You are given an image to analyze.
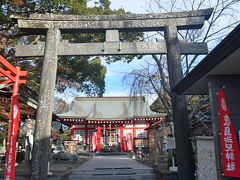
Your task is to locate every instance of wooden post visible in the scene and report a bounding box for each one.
[133,123,136,138]
[164,25,194,179]
[30,28,60,180]
[85,121,88,145]
[109,123,112,146]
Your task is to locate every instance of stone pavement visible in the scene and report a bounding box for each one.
[0,155,89,180]
[69,155,156,180]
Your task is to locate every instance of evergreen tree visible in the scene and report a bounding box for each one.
[0,0,143,96]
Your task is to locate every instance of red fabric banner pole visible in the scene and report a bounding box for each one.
[218,88,240,178]
[0,56,26,180]
[5,67,21,180]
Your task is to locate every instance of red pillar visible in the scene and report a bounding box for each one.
[120,126,123,152]
[85,121,88,145]
[5,66,21,180]
[97,125,101,152]
[146,123,149,138]
[133,123,136,138]
[70,124,74,140]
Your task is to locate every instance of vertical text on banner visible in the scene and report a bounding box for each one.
[5,96,20,180]
[218,88,240,178]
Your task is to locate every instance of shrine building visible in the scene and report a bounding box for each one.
[58,96,165,152]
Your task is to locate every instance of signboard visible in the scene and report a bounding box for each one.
[218,88,240,178]
[195,137,217,180]
[5,95,20,180]
[166,137,176,149]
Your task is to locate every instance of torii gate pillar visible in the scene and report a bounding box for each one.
[165,25,194,179]
[30,28,60,179]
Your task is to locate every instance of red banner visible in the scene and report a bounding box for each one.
[89,135,93,152]
[218,88,240,178]
[126,133,133,151]
[122,137,127,152]
[92,132,97,152]
[5,95,20,180]
[89,132,97,152]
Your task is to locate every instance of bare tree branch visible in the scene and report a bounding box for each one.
[152,54,171,95]
[123,0,240,123]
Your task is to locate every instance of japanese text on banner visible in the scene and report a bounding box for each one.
[218,88,240,178]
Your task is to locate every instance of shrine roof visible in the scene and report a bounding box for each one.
[57,96,165,120]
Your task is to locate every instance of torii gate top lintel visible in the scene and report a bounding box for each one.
[11,8,213,34]
[14,8,213,57]
[11,8,213,21]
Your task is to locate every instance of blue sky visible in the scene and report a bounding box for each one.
[100,0,148,96]
[56,0,240,104]
[56,0,150,102]
[109,0,147,14]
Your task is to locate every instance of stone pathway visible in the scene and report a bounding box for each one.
[68,155,156,180]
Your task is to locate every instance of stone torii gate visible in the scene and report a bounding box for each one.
[11,8,212,180]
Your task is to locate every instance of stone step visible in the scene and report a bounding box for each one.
[68,173,156,180]
[71,168,154,175]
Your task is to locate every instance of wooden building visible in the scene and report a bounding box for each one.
[58,96,165,152]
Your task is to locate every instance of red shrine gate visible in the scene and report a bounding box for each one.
[0,56,27,180]
[58,96,164,152]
